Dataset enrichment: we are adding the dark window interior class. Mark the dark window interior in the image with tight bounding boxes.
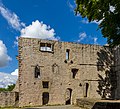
[84,83,89,97]
[42,81,49,88]
[35,65,40,78]
[72,69,78,78]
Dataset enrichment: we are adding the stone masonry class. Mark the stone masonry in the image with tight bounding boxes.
[0,92,19,107]
[18,37,117,107]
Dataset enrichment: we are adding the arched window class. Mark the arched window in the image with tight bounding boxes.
[52,63,59,74]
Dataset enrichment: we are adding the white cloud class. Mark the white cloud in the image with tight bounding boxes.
[81,19,102,25]
[20,20,58,40]
[67,0,75,12]
[0,72,17,88]
[93,37,98,44]
[0,1,58,46]
[13,36,18,47]
[0,3,25,31]
[11,69,18,76]
[77,32,87,42]
[0,40,12,67]
[81,19,89,24]
[77,32,99,45]
[91,20,102,25]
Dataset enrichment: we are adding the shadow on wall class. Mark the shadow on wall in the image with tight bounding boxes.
[92,102,120,109]
[97,48,113,71]
[96,48,117,99]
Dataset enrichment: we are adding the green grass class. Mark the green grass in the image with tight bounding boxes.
[0,107,20,109]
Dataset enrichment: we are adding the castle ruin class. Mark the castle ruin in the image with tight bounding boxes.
[1,37,120,107]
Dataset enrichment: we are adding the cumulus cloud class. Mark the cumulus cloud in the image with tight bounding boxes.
[14,20,59,47]
[20,20,58,40]
[0,2,25,31]
[0,40,12,67]
[11,69,18,76]
[0,71,18,88]
[0,1,58,47]
[77,32,87,42]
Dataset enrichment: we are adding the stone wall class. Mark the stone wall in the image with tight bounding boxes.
[76,98,97,109]
[18,37,114,107]
[0,92,19,107]
[114,46,120,99]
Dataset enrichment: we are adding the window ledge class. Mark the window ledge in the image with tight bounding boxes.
[40,50,54,53]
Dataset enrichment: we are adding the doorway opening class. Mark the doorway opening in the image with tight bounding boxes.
[65,88,72,105]
[42,92,49,105]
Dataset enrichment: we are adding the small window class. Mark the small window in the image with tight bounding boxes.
[42,81,49,88]
[72,68,78,79]
[35,65,40,78]
[84,83,89,97]
[40,43,46,51]
[66,49,70,60]
[52,63,59,74]
[40,43,53,52]
[47,44,52,51]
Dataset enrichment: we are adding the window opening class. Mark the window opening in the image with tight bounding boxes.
[84,83,89,97]
[40,43,53,52]
[52,63,59,74]
[40,43,46,51]
[71,69,78,79]
[46,43,52,51]
[35,65,40,78]
[66,49,70,60]
[42,81,49,88]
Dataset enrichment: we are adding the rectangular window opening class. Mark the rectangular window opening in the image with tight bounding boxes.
[46,44,52,51]
[42,81,49,88]
[66,49,70,60]
[40,43,46,51]
[40,43,53,52]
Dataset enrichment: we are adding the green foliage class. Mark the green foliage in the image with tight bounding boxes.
[75,0,120,47]
[0,84,15,92]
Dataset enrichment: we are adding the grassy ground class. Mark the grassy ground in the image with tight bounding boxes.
[0,107,20,109]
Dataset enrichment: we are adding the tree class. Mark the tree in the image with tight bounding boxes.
[75,0,120,47]
[7,84,15,91]
[0,84,15,92]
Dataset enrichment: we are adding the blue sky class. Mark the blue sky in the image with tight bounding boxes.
[0,0,107,75]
